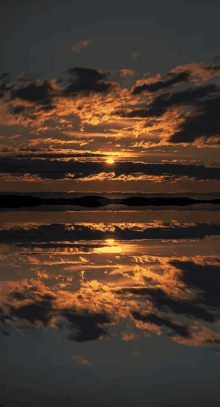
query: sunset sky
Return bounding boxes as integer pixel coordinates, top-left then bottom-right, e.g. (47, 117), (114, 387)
(0, 0), (220, 194)
(1, 1), (220, 406)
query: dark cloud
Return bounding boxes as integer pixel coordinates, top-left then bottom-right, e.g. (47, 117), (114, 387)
(131, 311), (190, 338)
(0, 73), (10, 81)
(132, 71), (190, 95)
(66, 67), (107, 82)
(170, 95), (220, 143)
(11, 80), (54, 106)
(13, 152), (108, 159)
(16, 243), (104, 250)
(121, 287), (216, 323)
(115, 72), (220, 144)
(10, 105), (26, 114)
(9, 291), (26, 300)
(4, 67), (112, 120)
(63, 67), (112, 96)
(0, 306), (14, 336)
(116, 84), (218, 119)
(1, 222), (220, 244)
(3, 287), (112, 342)
(1, 257), (220, 346)
(211, 55), (220, 64)
(205, 62), (220, 72)
(61, 309), (111, 342)
(38, 104), (56, 112)
(0, 223), (107, 244)
(6, 78), (57, 119)
(117, 259), (220, 344)
(2, 64), (220, 144)
(10, 301), (53, 327)
(170, 260), (220, 309)
(120, 259), (220, 328)
(6, 285), (55, 329)
(150, 288), (217, 322)
(0, 157), (219, 180)
(0, 72), (13, 98)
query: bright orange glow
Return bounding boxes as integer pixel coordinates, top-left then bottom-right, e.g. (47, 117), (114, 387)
(97, 245), (122, 253)
(106, 158), (115, 164)
(105, 239), (115, 245)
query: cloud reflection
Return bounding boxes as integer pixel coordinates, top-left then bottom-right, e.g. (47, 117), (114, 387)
(0, 219), (220, 351)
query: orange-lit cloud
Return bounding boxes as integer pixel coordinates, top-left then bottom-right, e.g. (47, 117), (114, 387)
(1, 62), (220, 197)
(72, 354), (92, 366)
(132, 52), (139, 62)
(71, 38), (93, 52)
(1, 61), (220, 148)
(1, 251), (220, 350)
(133, 348), (140, 355)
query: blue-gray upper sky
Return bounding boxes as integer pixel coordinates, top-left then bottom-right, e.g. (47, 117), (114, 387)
(1, 0), (220, 79)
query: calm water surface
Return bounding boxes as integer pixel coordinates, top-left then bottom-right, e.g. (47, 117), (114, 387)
(1, 210), (220, 406)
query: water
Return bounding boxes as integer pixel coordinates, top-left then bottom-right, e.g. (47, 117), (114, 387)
(1, 209), (220, 406)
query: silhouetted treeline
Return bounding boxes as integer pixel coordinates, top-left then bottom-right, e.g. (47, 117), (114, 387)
(0, 194), (220, 208)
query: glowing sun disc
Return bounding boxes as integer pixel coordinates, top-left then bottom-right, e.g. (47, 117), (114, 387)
(105, 239), (115, 245)
(106, 158), (115, 164)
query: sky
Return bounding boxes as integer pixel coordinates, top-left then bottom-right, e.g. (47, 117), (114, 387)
(1, 1), (220, 406)
(0, 0), (220, 194)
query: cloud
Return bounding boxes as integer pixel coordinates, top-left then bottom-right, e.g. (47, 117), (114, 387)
(0, 67), (115, 128)
(11, 80), (54, 104)
(1, 61), (220, 146)
(72, 354), (92, 365)
(131, 310), (190, 338)
(62, 309), (111, 342)
(0, 157), (219, 181)
(12, 151), (106, 159)
(1, 254), (220, 348)
(169, 259), (220, 309)
(0, 278), (117, 341)
(71, 38), (93, 52)
(10, 298), (54, 327)
(126, 287), (216, 323)
(132, 71), (190, 94)
(169, 95), (220, 143)
(115, 77), (220, 144)
(0, 73), (10, 81)
(116, 257), (220, 344)
(132, 52), (139, 62)
(211, 51), (220, 65)
(118, 84), (218, 118)
(0, 77), (59, 126)
(63, 67), (113, 96)
(120, 69), (137, 78)
(169, 62), (220, 81)
(0, 73), (13, 99)
(1, 220), (220, 244)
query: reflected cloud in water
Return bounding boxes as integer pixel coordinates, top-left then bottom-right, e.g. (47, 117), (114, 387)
(0, 216), (220, 352)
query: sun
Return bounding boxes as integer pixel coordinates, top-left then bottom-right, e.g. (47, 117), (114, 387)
(105, 239), (115, 245)
(106, 158), (115, 164)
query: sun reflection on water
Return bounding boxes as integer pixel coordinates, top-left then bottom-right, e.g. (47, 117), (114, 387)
(98, 239), (121, 253)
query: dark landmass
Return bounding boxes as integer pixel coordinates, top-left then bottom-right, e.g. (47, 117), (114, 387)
(0, 195), (110, 208)
(118, 197), (200, 206)
(0, 195), (220, 209)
